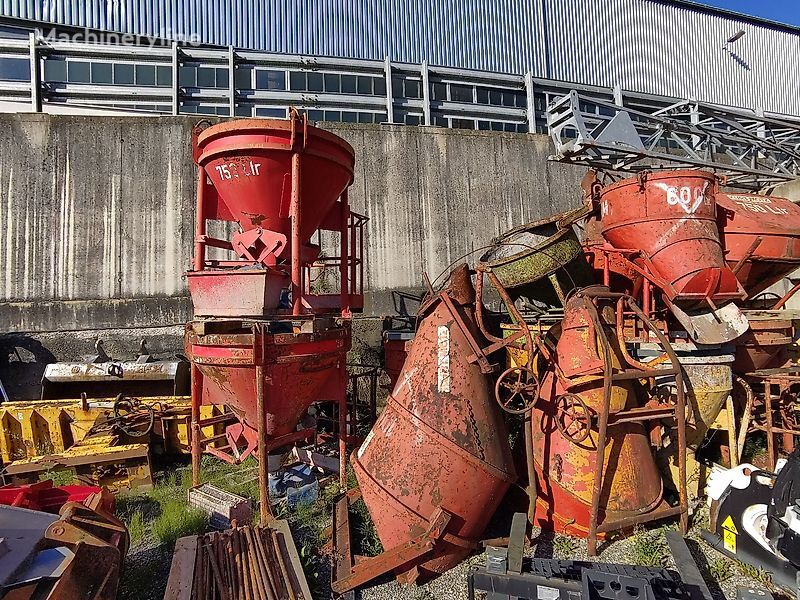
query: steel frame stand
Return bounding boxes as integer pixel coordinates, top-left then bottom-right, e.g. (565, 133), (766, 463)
(576, 290), (688, 555)
(742, 368), (800, 470)
(330, 490), (452, 595)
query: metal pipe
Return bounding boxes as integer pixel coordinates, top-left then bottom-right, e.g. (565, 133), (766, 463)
(727, 393), (739, 468)
(473, 269), (505, 344)
(524, 414), (537, 524)
(252, 527), (278, 600)
(340, 190), (350, 315)
(191, 361), (203, 487)
(339, 361), (348, 488)
(259, 528), (286, 599)
(290, 148), (303, 315)
(735, 376), (755, 463)
(255, 324), (271, 525)
(194, 166), (207, 272)
(244, 527), (268, 600)
(773, 280), (800, 309)
(271, 530), (296, 600)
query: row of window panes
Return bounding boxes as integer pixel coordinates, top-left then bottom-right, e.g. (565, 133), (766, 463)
(431, 81), (526, 108)
(307, 109), (387, 123)
(289, 71), (385, 96)
(111, 103), (171, 112)
(180, 103), (230, 115)
(0, 57), (29, 81)
(391, 77), (423, 99)
(43, 59), (171, 86)
(179, 65), (228, 88)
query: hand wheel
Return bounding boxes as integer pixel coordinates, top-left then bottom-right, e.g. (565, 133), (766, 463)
(494, 366), (540, 415)
(554, 393), (593, 444)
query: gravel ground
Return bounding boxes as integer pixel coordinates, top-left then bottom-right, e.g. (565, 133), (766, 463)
(359, 520), (789, 600)
(116, 464), (790, 600)
(117, 503), (791, 600)
(119, 538), (175, 600)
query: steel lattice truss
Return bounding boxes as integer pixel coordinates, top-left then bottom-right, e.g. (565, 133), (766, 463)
(547, 90), (800, 191)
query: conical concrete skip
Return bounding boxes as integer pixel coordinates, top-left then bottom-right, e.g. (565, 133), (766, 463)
(352, 265), (517, 581)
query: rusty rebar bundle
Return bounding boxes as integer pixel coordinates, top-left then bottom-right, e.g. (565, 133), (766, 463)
(177, 525), (301, 600)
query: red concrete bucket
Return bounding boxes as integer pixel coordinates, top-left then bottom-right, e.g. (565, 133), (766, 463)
(353, 266), (516, 580)
(600, 170), (744, 307)
(717, 192), (800, 298)
(195, 119), (355, 243)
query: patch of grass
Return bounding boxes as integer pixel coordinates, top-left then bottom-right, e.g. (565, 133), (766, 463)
(40, 469), (75, 487)
(151, 497), (208, 546)
(690, 505), (710, 532)
(741, 433), (768, 464)
(708, 557), (733, 582)
(351, 497), (382, 557)
(737, 561), (772, 585)
(629, 526), (669, 568)
(553, 535), (579, 559)
(127, 511), (147, 545)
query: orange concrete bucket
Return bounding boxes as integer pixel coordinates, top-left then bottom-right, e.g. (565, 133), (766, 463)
(600, 170), (744, 308)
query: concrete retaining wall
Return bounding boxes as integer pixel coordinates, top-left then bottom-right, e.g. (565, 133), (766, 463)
(0, 114), (584, 398)
(0, 114), (583, 332)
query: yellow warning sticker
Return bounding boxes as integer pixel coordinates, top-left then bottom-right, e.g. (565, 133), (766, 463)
(723, 528), (737, 553)
(722, 515), (738, 535)
(722, 515), (738, 553)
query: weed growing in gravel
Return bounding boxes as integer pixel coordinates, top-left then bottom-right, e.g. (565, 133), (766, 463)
(737, 561), (772, 585)
(552, 535), (578, 558)
(127, 511), (147, 545)
(351, 497), (383, 556)
(690, 505), (710, 532)
(151, 497), (208, 546)
(41, 469), (75, 486)
(708, 557), (733, 582)
(630, 526), (669, 567)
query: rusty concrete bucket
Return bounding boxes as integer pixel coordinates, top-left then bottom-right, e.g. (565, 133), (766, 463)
(600, 170), (745, 309)
(479, 208), (594, 307)
(352, 265), (517, 582)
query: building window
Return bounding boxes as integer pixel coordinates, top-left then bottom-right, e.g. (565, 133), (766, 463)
(114, 63), (134, 85)
(324, 72), (340, 93)
(307, 72), (323, 92)
(450, 84), (473, 103)
(234, 104), (252, 117)
(341, 74), (356, 93)
(91, 62), (113, 84)
(235, 67), (252, 89)
(135, 64), (155, 86)
(67, 61), (90, 83)
(43, 58), (66, 82)
(156, 66), (172, 86)
(196, 67), (215, 87)
(255, 107), (287, 118)
(356, 75), (372, 95)
(255, 69), (284, 90)
(289, 71), (305, 91)
(179, 65), (196, 87)
(393, 77), (422, 99)
(451, 118), (475, 129)
(0, 57), (30, 81)
(431, 82), (447, 101)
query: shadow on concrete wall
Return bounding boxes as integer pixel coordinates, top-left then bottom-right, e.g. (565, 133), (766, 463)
(0, 334), (56, 401)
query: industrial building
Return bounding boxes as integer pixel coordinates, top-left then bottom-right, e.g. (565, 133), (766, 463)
(0, 0), (798, 129)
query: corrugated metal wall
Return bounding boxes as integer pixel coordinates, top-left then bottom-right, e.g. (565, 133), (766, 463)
(2, 0), (798, 116)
